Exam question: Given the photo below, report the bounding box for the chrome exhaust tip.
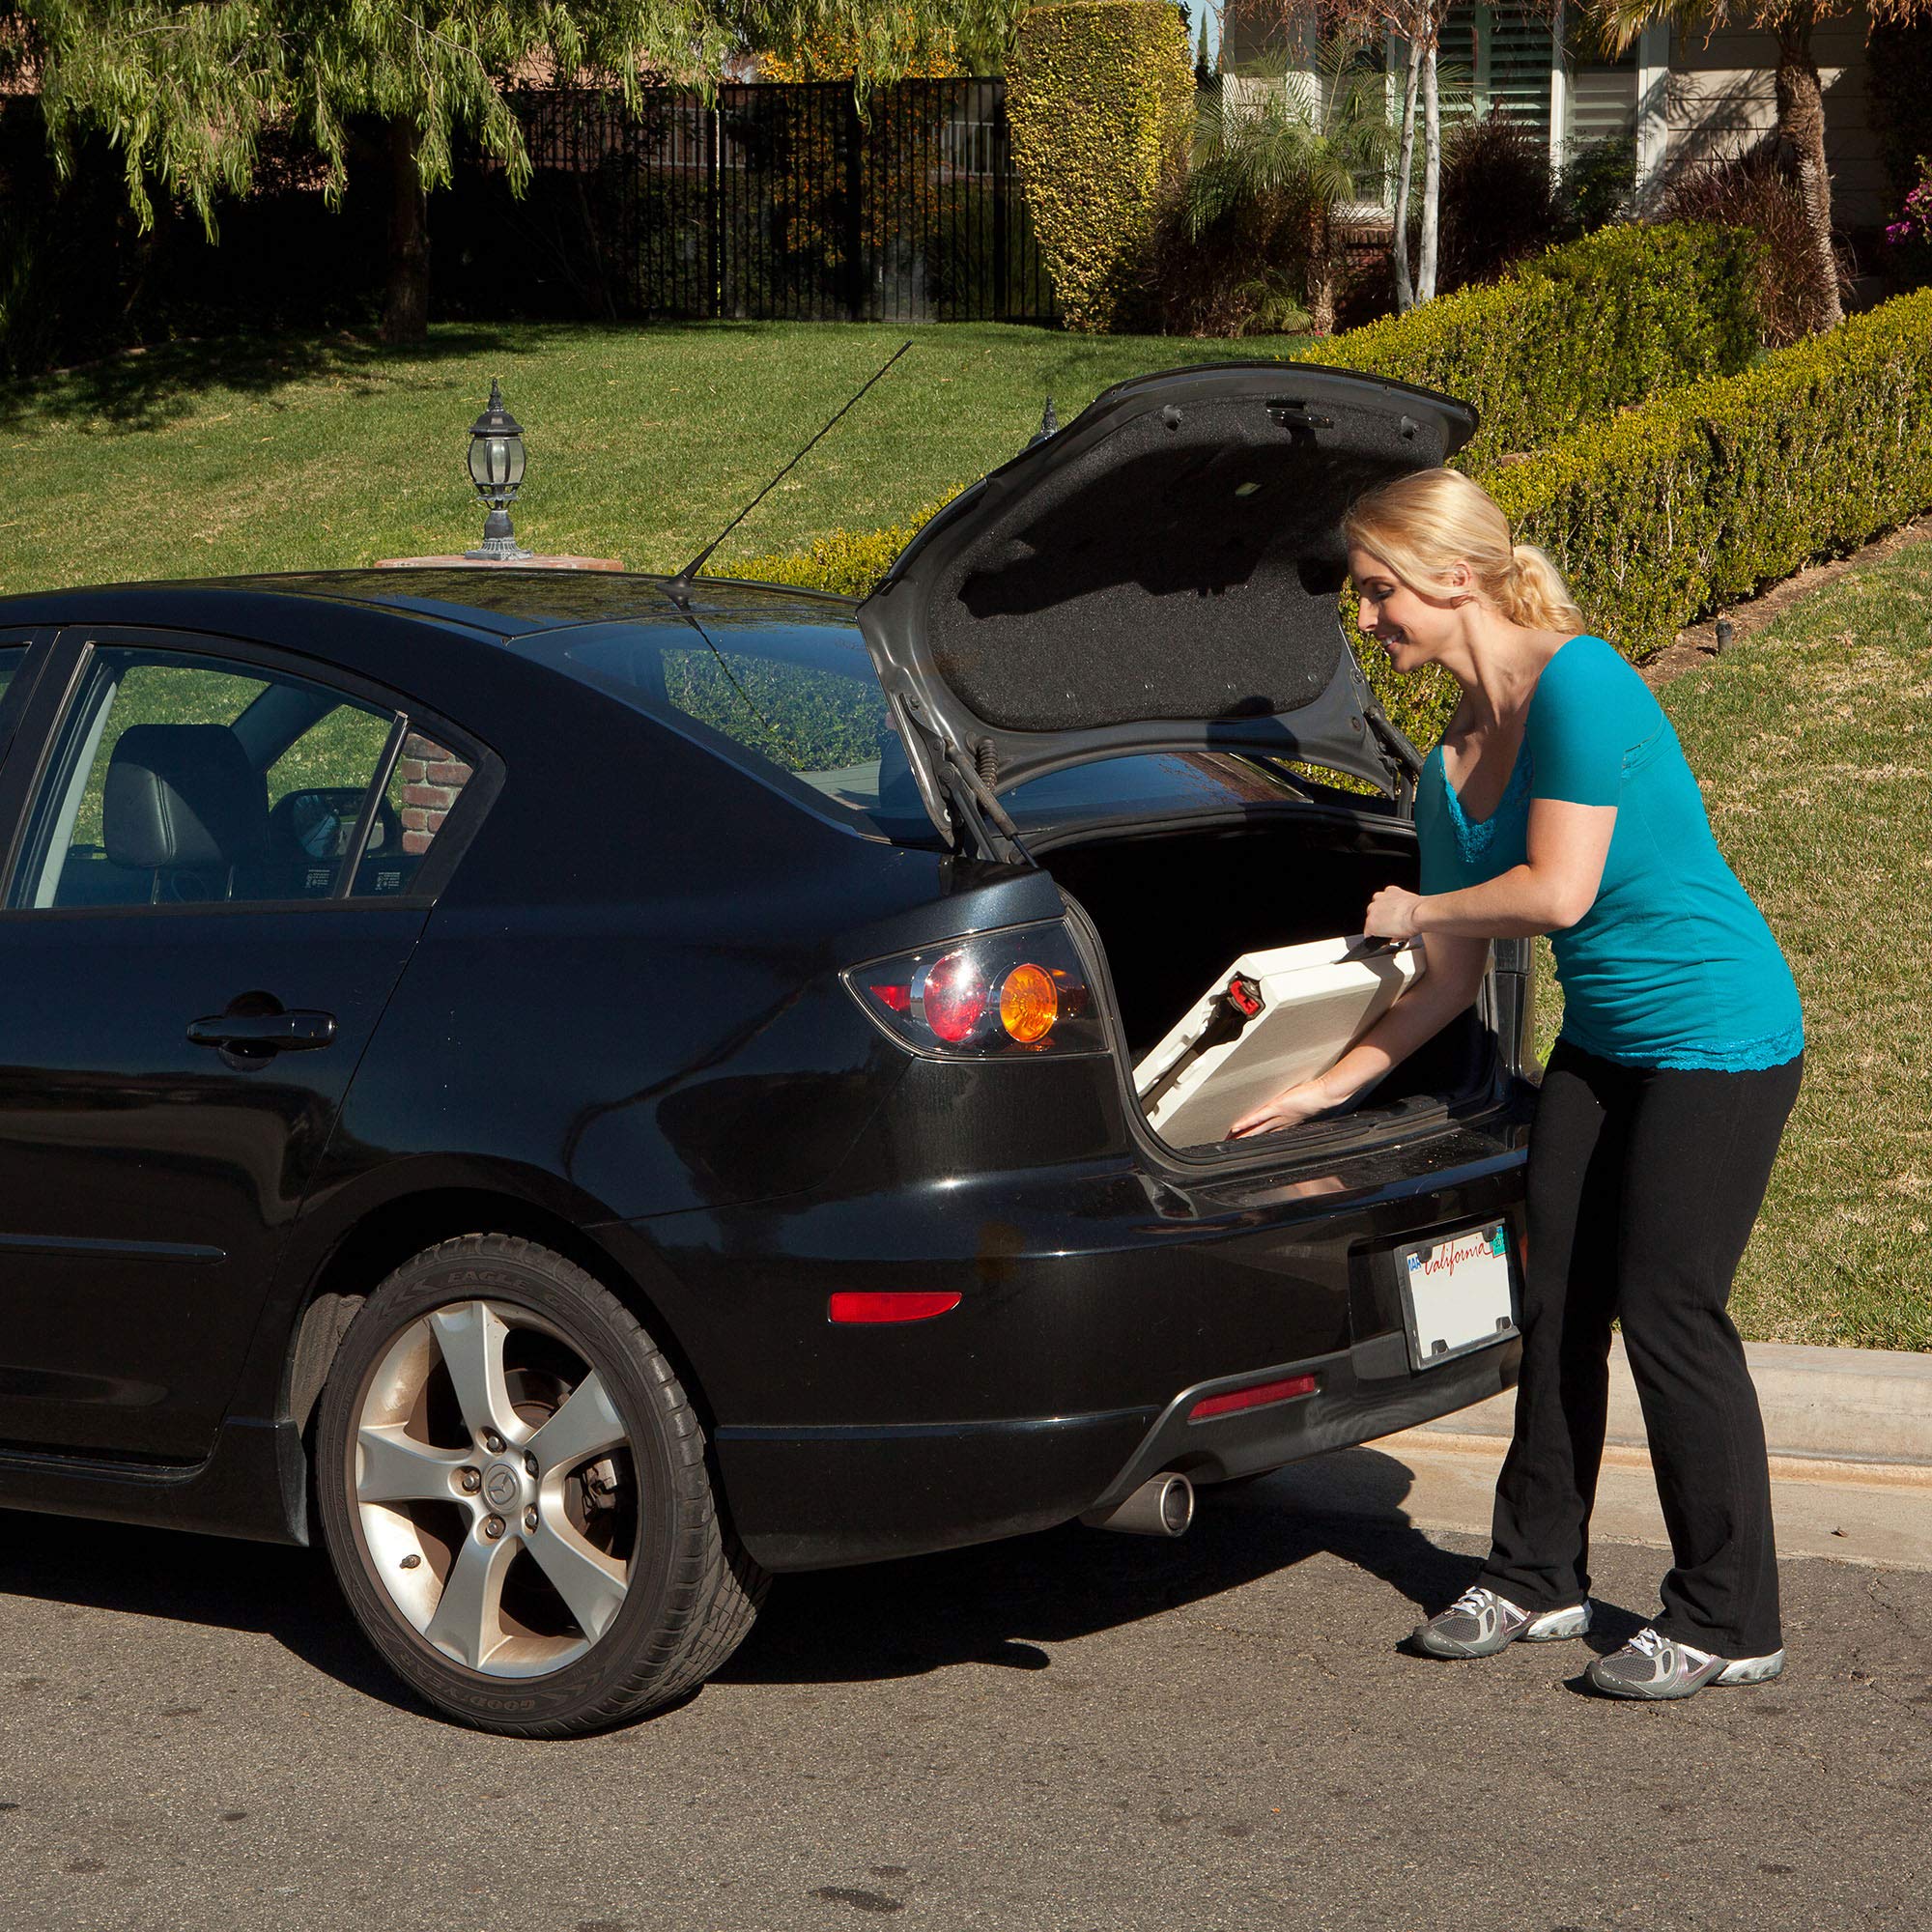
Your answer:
[1080,1471,1195,1538]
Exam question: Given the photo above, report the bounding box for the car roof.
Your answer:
[0,568,857,643]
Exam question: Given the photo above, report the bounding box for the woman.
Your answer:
[1228,467,1804,1701]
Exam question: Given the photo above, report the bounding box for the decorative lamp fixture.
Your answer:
[465,379,531,561]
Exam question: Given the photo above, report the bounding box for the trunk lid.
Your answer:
[857,361,1477,845]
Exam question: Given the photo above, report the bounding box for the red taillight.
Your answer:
[920,950,987,1044]
[1188,1373,1319,1421]
[845,921,1105,1060]
[828,1291,963,1324]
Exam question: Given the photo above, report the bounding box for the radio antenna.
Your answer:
[666,339,914,603]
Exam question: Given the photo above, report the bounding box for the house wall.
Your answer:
[1662,16,1886,226]
[1220,3,1887,228]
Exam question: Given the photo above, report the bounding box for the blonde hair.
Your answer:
[1340,468,1585,637]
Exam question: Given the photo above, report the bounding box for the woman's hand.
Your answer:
[1226,1080,1335,1140]
[1364,884,1425,939]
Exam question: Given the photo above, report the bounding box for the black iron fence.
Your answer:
[497,79,1058,324]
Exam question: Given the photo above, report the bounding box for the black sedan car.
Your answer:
[0,363,1532,1735]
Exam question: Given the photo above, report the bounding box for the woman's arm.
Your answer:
[1225,930,1492,1138]
[1365,798,1617,940]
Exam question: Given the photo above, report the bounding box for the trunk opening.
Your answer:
[1034,806,1497,1153]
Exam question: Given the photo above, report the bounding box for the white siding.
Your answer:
[1222,0,1888,227]
[1662,17,1886,224]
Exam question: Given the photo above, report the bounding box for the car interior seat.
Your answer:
[102,724,271,904]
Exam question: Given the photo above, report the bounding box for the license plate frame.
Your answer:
[1397,1220,1519,1373]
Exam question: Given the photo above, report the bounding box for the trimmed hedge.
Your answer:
[1360,287,1932,749]
[1302,221,1765,469]
[1007,2,1195,332]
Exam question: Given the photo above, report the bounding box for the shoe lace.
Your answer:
[1449,1585,1499,1617]
[1630,1626,1667,1659]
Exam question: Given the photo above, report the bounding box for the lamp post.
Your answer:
[465,379,532,562]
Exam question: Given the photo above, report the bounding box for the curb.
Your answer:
[1400,1339,1932,1470]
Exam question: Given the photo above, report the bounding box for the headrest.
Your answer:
[103,724,269,871]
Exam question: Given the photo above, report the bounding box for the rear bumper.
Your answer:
[717,1329,1518,1571]
[609,1078,1537,1574]
[1089,1325,1518,1510]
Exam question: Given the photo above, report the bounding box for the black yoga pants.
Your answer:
[1477,1037,1804,1659]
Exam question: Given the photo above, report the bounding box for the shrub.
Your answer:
[1144,84,1321,338]
[1879,156,1932,294]
[1435,108,1560,294]
[1145,185,1314,336]
[1654,144,1849,345]
[1304,220,1764,466]
[1151,48,1395,338]
[1007,2,1196,331]
[1363,288,1932,748]
[1552,134,1636,238]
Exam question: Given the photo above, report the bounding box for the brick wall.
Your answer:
[395,732,473,856]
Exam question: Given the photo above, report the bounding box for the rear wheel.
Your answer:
[314,1234,764,1737]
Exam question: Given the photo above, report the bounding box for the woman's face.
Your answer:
[1347,545,1467,674]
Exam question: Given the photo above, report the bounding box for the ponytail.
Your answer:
[1500,541,1586,636]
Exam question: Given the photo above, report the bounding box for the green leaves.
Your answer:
[9,0,1028,239]
[1006,1,1195,331]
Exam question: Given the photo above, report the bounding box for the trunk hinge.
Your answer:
[887,694,1028,863]
[1361,695,1422,814]
[944,744,1028,866]
[888,691,959,849]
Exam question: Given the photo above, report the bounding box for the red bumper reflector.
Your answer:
[1188,1373,1319,1421]
[828,1291,963,1324]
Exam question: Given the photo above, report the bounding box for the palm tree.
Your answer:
[1589,0,1932,332]
[1184,34,1397,333]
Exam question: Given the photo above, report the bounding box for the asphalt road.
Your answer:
[3,1447,1925,1932]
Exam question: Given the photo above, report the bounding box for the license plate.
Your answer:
[1398,1221,1517,1372]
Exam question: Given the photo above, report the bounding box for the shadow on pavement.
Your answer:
[0,1508,426,1717]
[0,1447,1498,1710]
[723,1448,1481,1687]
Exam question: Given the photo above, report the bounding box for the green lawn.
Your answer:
[6,319,1922,1350]
[1531,541,1931,1350]
[0,322,1313,597]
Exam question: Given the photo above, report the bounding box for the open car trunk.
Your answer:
[854,360,1500,1157]
[1032,808,1497,1154]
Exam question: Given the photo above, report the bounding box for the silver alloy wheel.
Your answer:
[353,1297,636,1678]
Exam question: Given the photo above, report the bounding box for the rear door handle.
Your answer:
[186,1010,337,1052]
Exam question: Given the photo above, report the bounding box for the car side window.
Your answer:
[0,645,31,761]
[10,646,407,910]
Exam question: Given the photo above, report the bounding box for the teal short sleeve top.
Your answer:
[1414,634,1804,1072]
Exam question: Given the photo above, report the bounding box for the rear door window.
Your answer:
[11,647,408,910]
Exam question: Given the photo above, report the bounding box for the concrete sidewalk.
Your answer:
[1408,1337,1932,1468]
[1280,1337,1932,1573]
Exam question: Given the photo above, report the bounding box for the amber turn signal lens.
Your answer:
[999,962,1058,1043]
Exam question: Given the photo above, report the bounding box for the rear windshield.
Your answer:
[516,614,1311,841]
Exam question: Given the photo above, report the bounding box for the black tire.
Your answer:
[314,1234,765,1737]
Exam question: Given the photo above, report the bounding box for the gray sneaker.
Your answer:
[1586,1625,1787,1700]
[1413,1585,1593,1659]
